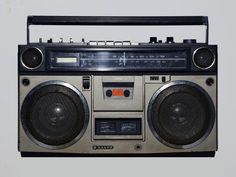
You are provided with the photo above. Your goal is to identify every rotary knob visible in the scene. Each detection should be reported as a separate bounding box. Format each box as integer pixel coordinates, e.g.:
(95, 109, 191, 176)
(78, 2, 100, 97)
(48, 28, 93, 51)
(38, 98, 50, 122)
(149, 37, 157, 43)
(166, 37, 174, 43)
(183, 39, 197, 44)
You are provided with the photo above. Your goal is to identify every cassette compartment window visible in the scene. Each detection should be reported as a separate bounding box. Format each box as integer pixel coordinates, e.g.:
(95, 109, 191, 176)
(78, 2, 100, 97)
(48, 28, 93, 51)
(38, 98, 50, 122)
(95, 118, 142, 135)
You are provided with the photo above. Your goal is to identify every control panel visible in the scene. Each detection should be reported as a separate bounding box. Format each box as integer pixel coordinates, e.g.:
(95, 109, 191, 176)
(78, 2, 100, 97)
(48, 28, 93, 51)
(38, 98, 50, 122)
(47, 49, 188, 71)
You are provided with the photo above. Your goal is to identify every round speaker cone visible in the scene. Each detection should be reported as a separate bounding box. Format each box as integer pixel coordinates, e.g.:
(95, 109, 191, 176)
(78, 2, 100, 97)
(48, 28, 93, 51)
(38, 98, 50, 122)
(193, 48, 215, 69)
(148, 81, 215, 148)
(21, 48, 43, 69)
(21, 82, 88, 147)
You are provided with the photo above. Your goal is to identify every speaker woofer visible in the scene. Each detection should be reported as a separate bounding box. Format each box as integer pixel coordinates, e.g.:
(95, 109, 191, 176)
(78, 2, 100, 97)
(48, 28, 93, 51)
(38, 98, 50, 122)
(21, 81, 89, 149)
(21, 47, 43, 69)
(148, 81, 215, 149)
(193, 48, 215, 69)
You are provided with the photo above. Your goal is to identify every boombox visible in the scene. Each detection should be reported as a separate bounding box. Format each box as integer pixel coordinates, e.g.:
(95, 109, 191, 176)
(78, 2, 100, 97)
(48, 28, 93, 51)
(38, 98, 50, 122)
(18, 16, 217, 157)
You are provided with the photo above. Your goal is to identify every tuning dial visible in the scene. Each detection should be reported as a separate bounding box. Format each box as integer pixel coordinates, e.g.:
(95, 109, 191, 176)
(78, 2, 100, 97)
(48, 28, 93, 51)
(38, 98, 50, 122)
(149, 37, 157, 43)
(183, 39, 197, 44)
(166, 37, 174, 43)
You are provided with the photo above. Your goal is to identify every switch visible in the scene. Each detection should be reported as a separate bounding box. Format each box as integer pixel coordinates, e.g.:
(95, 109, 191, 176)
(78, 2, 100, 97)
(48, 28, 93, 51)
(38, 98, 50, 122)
(161, 76, 166, 83)
(47, 38, 53, 43)
(82, 77, 90, 89)
(69, 38, 74, 43)
(114, 41, 123, 46)
(98, 41, 106, 45)
(166, 37, 174, 43)
(59, 38, 63, 43)
(123, 41, 131, 45)
(89, 41, 97, 45)
(106, 41, 114, 45)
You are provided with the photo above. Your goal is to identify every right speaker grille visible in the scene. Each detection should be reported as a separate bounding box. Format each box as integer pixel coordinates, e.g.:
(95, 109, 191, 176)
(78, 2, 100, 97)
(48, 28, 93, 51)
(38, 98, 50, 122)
(148, 81, 215, 148)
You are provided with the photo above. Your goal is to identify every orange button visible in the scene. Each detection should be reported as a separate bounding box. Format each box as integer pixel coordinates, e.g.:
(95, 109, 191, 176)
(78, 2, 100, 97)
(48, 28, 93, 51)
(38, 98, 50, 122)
(112, 89, 124, 96)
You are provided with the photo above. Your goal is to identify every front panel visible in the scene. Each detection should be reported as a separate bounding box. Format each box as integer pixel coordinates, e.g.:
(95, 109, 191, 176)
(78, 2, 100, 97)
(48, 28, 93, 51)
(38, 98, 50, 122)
(18, 75, 217, 155)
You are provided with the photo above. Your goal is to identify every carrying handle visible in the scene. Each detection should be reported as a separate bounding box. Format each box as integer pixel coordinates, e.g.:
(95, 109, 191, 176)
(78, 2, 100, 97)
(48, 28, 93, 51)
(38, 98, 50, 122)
(27, 16, 209, 44)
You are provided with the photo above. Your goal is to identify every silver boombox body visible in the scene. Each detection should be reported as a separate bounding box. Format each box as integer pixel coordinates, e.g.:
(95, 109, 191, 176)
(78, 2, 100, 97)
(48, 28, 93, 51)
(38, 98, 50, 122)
(18, 16, 217, 156)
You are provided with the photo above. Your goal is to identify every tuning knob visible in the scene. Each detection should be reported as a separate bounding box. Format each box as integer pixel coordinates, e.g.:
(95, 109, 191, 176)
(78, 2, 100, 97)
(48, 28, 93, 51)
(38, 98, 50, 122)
(183, 39, 197, 44)
(149, 37, 157, 43)
(166, 37, 174, 43)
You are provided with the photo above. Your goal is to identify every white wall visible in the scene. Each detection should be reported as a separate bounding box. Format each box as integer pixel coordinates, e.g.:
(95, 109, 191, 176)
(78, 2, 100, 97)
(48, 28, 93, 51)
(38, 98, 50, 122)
(0, 0, 235, 177)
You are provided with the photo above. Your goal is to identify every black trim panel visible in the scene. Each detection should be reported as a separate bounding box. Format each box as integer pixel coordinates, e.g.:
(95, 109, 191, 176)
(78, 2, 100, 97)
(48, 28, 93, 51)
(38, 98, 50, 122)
(21, 151, 215, 157)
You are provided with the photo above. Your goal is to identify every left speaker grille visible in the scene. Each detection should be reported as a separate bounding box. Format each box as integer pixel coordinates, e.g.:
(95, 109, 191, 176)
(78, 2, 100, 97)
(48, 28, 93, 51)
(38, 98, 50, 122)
(21, 82, 89, 148)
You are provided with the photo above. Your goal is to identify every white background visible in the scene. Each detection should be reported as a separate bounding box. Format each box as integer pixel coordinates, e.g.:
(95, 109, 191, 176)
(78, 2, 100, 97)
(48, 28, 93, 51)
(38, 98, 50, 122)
(0, 0, 236, 177)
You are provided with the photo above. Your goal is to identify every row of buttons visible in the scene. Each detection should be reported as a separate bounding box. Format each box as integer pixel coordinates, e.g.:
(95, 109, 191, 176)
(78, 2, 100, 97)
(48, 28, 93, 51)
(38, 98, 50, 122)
(89, 41, 133, 46)
(149, 37, 197, 44)
(42, 37, 197, 44)
(92, 145, 114, 150)
(42, 38, 136, 45)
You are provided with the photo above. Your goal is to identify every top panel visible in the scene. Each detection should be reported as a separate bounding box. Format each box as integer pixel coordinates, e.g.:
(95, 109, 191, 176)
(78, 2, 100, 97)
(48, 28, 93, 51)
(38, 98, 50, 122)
(18, 44, 217, 74)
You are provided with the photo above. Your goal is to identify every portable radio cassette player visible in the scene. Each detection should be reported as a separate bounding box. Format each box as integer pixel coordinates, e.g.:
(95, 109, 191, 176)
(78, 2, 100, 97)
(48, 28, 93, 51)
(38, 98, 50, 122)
(18, 16, 217, 157)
